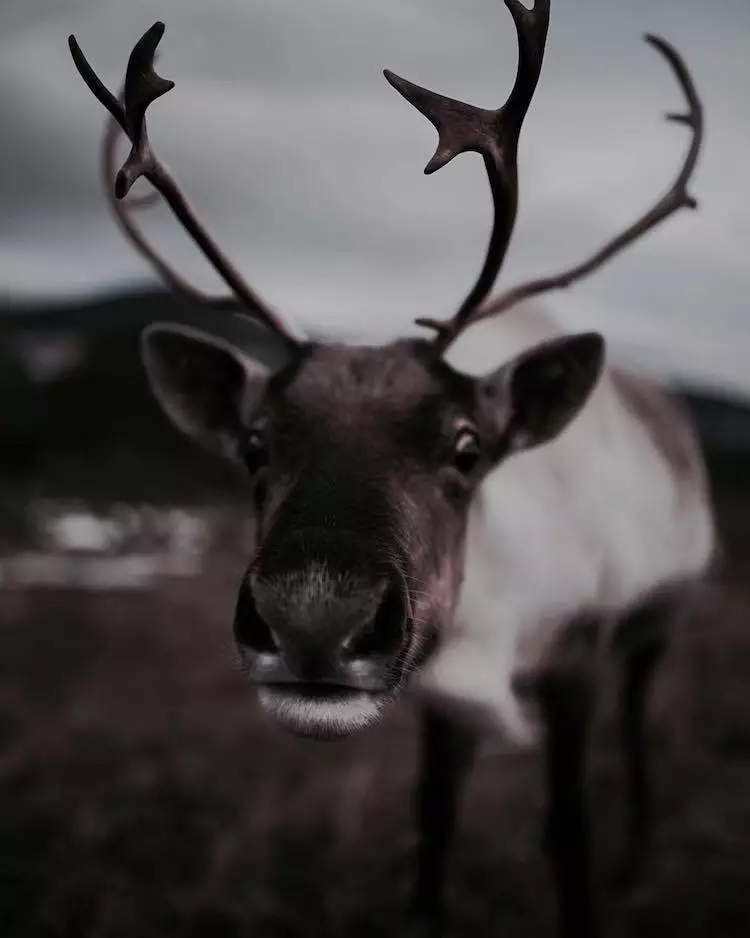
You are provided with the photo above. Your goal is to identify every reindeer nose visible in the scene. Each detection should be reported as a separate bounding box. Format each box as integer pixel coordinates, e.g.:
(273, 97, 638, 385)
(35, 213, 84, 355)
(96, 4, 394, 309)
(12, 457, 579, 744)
(234, 567, 408, 687)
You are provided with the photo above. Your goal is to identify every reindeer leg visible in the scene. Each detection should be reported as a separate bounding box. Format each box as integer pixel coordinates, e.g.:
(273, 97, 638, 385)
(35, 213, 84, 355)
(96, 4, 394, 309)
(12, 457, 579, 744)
(613, 598, 670, 888)
(617, 635, 666, 886)
(410, 704, 478, 936)
(539, 646, 597, 938)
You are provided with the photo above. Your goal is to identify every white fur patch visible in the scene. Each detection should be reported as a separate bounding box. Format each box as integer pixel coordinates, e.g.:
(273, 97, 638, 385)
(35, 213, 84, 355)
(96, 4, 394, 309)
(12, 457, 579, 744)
(258, 687, 386, 738)
(413, 308, 716, 747)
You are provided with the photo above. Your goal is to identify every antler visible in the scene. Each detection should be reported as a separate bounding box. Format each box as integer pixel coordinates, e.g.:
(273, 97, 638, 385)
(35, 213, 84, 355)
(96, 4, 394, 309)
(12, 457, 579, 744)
(385, 0, 551, 354)
(101, 112, 241, 310)
(69, 21, 299, 346)
(464, 35, 704, 334)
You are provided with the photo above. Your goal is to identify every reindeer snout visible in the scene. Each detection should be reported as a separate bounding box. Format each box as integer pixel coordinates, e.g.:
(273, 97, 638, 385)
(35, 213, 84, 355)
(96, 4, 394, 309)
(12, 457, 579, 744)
(234, 542, 409, 691)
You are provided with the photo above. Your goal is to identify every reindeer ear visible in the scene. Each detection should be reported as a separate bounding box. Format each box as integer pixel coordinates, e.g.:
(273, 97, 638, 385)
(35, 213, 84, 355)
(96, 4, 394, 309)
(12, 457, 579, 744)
(480, 332, 605, 452)
(141, 322, 279, 460)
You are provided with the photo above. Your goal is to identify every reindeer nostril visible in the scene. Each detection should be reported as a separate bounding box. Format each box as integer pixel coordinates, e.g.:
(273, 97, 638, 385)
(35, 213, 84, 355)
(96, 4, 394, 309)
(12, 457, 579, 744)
(343, 584, 407, 661)
(234, 582, 278, 655)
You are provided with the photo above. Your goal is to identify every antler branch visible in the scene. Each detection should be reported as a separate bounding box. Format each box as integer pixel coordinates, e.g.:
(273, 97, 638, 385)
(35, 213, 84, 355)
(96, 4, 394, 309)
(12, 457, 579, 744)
(69, 22, 298, 344)
(101, 113, 241, 310)
(445, 35, 705, 343)
(385, 0, 551, 354)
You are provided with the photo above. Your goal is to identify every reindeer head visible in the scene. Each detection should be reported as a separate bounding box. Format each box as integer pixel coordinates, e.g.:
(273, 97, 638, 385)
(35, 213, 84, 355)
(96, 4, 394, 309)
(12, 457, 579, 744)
(68, 1, 702, 739)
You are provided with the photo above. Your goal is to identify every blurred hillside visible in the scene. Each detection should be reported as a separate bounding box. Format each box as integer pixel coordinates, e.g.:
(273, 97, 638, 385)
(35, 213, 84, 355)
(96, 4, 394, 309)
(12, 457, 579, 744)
(0, 292, 241, 504)
(2, 290, 749, 504)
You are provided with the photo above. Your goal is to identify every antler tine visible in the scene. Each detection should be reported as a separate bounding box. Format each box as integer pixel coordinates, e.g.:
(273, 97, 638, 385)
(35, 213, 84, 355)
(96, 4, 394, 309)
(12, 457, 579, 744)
(69, 22, 300, 345)
(464, 36, 704, 334)
(384, 0, 551, 354)
(102, 112, 241, 310)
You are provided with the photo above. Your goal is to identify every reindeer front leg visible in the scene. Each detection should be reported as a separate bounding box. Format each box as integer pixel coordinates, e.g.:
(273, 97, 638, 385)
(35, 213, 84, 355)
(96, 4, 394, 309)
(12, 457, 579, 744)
(410, 705, 478, 936)
(612, 590, 678, 887)
(538, 652, 597, 938)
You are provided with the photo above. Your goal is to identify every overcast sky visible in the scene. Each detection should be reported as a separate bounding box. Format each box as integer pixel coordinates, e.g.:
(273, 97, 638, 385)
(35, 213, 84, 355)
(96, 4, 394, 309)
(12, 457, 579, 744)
(0, 0, 748, 397)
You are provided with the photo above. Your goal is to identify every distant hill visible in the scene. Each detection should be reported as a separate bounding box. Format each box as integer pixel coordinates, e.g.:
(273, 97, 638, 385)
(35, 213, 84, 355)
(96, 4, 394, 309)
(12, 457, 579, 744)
(1, 290, 749, 501)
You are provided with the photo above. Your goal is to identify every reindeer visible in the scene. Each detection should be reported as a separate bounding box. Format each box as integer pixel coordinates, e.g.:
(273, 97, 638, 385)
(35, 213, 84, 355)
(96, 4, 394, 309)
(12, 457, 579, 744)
(67, 2, 716, 936)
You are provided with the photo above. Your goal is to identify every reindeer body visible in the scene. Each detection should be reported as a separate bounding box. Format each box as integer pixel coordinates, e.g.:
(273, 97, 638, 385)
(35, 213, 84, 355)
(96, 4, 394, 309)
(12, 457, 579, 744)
(416, 307, 715, 744)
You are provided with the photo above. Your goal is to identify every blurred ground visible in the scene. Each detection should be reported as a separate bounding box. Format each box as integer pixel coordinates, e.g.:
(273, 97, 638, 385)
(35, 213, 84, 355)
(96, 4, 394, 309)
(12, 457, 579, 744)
(1, 301, 750, 937)
(0, 488, 749, 938)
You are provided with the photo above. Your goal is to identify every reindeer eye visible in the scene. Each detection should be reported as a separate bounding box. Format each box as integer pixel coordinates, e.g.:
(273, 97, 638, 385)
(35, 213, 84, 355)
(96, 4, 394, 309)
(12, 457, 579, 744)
(453, 428, 482, 474)
(242, 429, 268, 476)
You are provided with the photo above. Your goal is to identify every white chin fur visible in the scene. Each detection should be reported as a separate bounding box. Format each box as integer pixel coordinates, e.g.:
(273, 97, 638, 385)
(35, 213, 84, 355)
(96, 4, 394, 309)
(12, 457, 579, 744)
(257, 687, 386, 739)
